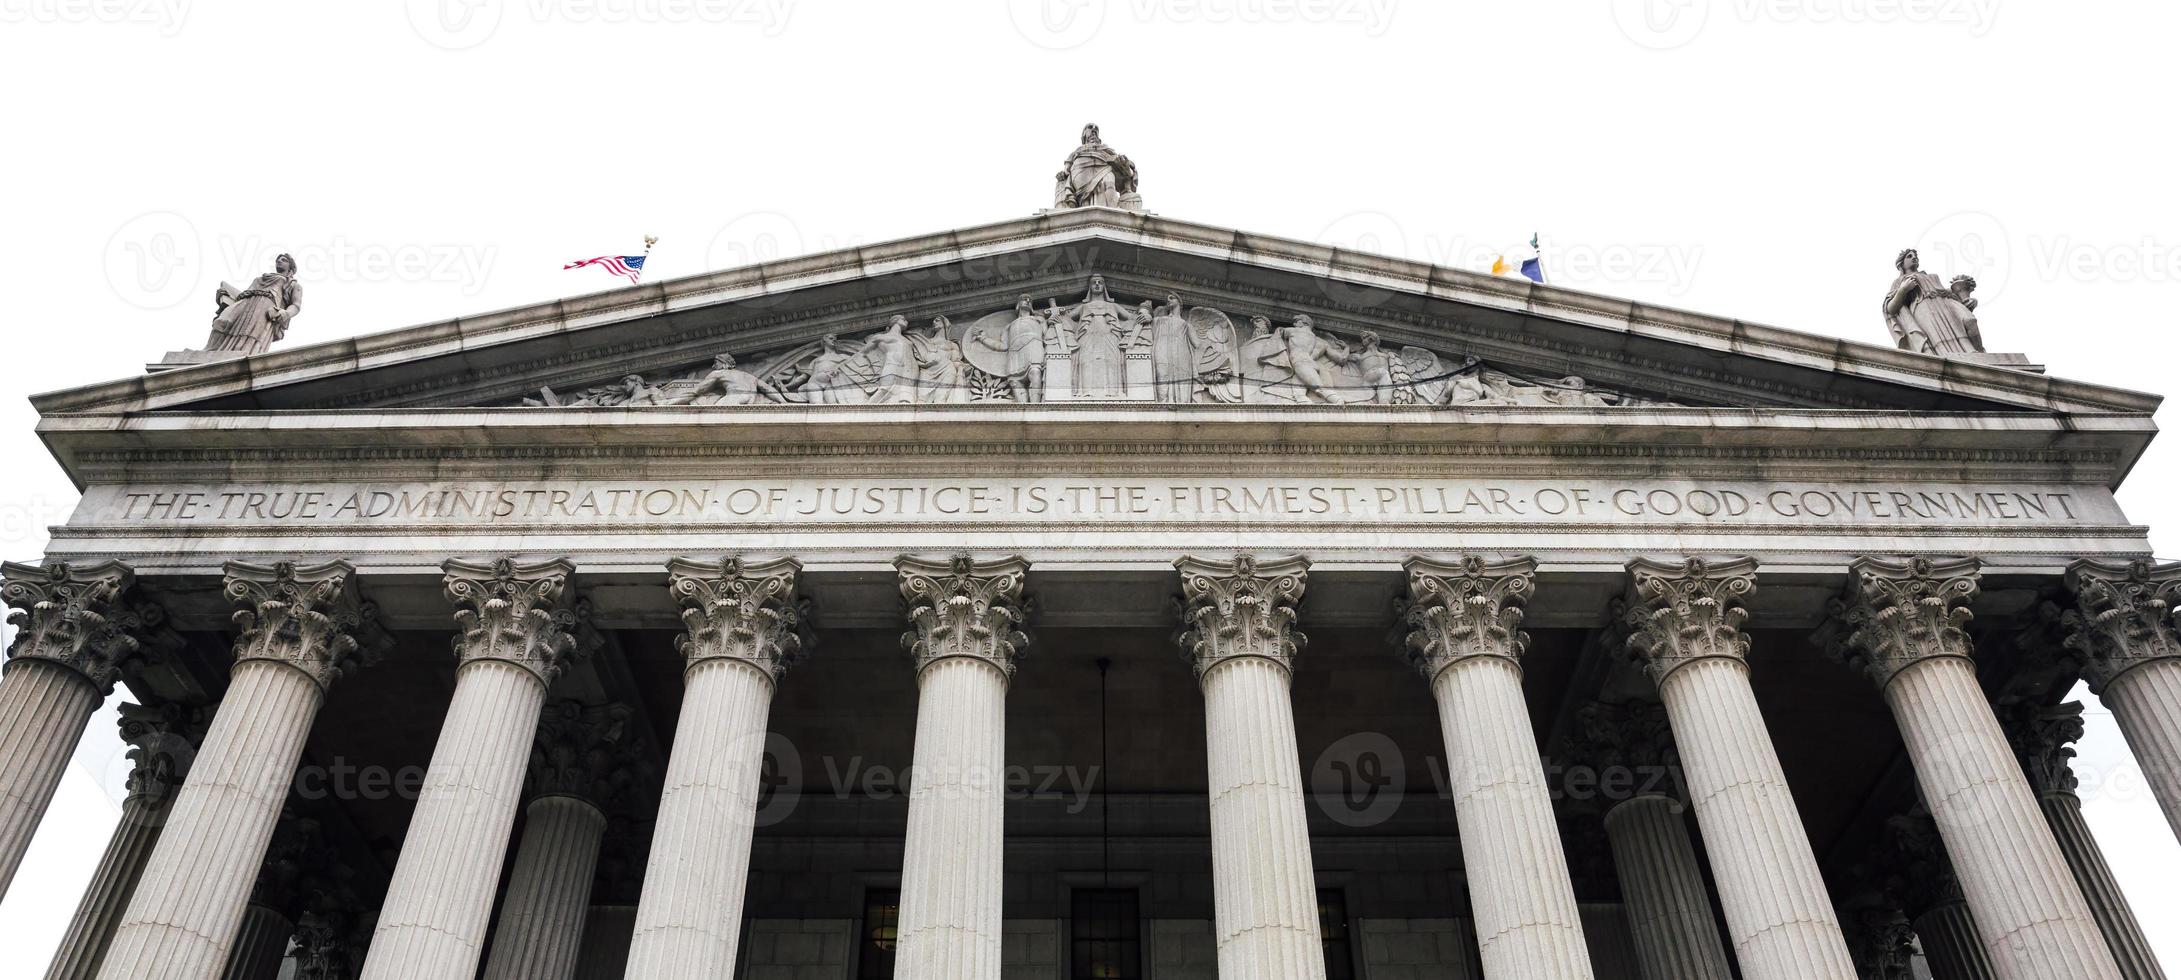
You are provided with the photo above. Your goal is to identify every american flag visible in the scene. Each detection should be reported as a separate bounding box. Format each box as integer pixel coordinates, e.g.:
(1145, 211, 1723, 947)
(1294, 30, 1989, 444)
(564, 254, 647, 284)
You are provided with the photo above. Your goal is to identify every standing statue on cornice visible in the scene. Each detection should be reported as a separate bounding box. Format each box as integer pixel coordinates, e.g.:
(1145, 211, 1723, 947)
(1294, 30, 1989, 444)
(1053, 123, 1143, 212)
(203, 253, 302, 355)
(1884, 248, 1985, 355)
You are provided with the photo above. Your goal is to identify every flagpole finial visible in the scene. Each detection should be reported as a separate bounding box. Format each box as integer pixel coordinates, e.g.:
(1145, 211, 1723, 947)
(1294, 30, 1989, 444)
(643, 234, 659, 252)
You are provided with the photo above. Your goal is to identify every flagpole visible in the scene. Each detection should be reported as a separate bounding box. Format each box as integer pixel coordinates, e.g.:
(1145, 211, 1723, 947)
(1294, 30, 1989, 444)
(639, 234, 658, 284)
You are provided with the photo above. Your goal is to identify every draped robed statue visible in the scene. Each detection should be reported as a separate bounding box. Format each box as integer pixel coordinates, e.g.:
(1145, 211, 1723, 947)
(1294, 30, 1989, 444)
(1883, 248, 1986, 355)
(203, 253, 302, 355)
(1052, 123, 1143, 212)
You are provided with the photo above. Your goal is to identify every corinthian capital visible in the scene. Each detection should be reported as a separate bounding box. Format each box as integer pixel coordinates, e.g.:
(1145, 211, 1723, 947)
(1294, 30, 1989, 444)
(1400, 556, 1535, 681)
(668, 556, 808, 679)
(1, 559, 143, 693)
(1823, 556, 1981, 688)
(2063, 558, 2181, 694)
(1999, 699, 2086, 798)
(1176, 554, 1308, 677)
(225, 560, 384, 692)
(117, 700, 214, 810)
(898, 554, 1031, 674)
(530, 699, 648, 808)
(442, 557, 591, 687)
(1617, 556, 1757, 685)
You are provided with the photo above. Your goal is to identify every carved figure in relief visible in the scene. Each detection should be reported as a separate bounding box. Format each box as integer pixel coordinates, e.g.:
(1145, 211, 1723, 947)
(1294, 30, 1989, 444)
(1352, 332, 1402, 405)
(1883, 248, 1985, 354)
(204, 253, 302, 355)
(865, 315, 917, 403)
(914, 317, 971, 404)
(1058, 275, 1132, 398)
(801, 334, 864, 405)
(966, 296, 1049, 403)
(1147, 292, 1196, 403)
(666, 353, 786, 406)
(1244, 314, 1354, 403)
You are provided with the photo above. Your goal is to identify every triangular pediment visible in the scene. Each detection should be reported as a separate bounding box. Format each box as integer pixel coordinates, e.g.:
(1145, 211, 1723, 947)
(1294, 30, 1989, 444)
(33, 208, 2160, 419)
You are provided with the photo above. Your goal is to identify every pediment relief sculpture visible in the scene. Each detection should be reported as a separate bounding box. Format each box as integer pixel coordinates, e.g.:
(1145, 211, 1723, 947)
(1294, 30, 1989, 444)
(512, 276, 1684, 410)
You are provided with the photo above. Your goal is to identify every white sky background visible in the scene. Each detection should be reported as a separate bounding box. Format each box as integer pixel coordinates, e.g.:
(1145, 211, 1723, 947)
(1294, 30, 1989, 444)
(1, 0, 2178, 972)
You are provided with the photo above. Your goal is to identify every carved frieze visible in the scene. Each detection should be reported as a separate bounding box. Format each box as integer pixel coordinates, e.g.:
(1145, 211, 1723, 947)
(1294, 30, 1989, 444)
(1, 559, 145, 694)
(499, 276, 1685, 411)
(1399, 556, 1536, 680)
(898, 554, 1031, 675)
(1175, 554, 1309, 677)
(1822, 556, 1982, 689)
(442, 557, 593, 687)
(225, 560, 385, 692)
(2062, 558, 2181, 694)
(668, 556, 808, 679)
(1617, 557, 1758, 686)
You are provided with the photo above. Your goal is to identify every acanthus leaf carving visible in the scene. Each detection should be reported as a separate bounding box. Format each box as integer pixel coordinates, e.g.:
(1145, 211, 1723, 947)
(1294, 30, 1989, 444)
(529, 699, 650, 809)
(668, 556, 809, 679)
(1561, 698, 1681, 782)
(2062, 558, 2181, 694)
(1998, 699, 2086, 798)
(225, 559, 385, 692)
(442, 557, 592, 687)
(1822, 556, 1982, 689)
(898, 554, 1031, 675)
(1175, 554, 1308, 678)
(1617, 556, 1758, 686)
(117, 700, 214, 811)
(1400, 555, 1535, 680)
(0, 559, 144, 694)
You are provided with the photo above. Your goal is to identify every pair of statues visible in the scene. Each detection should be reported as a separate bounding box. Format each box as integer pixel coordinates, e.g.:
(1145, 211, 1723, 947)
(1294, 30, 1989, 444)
(1883, 248, 1985, 355)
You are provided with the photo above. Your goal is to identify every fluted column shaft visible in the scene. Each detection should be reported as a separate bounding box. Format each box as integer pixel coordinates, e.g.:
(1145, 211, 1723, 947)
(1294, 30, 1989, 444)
(1881, 656, 2121, 978)
(623, 659, 775, 976)
(96, 661, 324, 980)
(1656, 657, 1856, 978)
(1914, 900, 1997, 980)
(43, 795, 168, 980)
(1200, 655, 1324, 979)
(480, 795, 609, 980)
(2039, 791, 2166, 979)
(360, 556, 585, 980)
(1603, 795, 1736, 980)
(575, 905, 638, 980)
(220, 903, 293, 980)
(360, 659, 549, 979)
(2102, 660, 2181, 842)
(0, 659, 104, 895)
(1431, 658, 1592, 977)
(894, 655, 1010, 978)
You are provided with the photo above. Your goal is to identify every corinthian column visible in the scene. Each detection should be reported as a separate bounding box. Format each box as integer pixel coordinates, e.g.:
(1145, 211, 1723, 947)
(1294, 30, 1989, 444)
(1881, 812, 1996, 980)
(221, 810, 340, 980)
(482, 700, 645, 980)
(890, 554, 1029, 980)
(1566, 700, 1736, 980)
(2001, 701, 2166, 980)
(1177, 554, 1325, 980)
(1, 560, 144, 899)
(360, 558, 592, 980)
(1824, 556, 2122, 980)
(99, 561, 380, 980)
(2064, 558, 2181, 843)
(1399, 557, 1592, 979)
(1617, 557, 1857, 980)
(44, 702, 213, 980)
(625, 557, 806, 980)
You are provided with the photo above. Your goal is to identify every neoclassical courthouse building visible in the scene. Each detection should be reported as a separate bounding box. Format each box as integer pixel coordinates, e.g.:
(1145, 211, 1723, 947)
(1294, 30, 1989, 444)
(4, 133, 2179, 980)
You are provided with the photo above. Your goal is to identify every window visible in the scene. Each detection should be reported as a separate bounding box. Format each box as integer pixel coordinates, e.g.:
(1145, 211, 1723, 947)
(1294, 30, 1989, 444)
(1070, 888, 1141, 979)
(856, 887, 900, 979)
(1319, 888, 1356, 980)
